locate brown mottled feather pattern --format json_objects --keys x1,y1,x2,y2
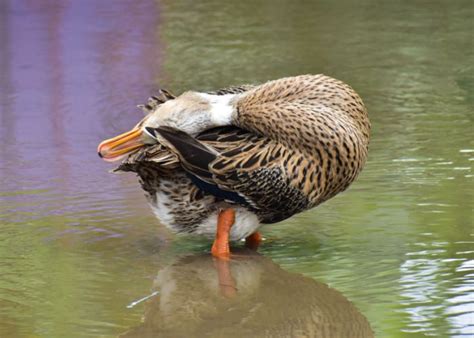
[
  {"x1": 117, "y1": 75, "x2": 370, "y2": 231},
  {"x1": 232, "y1": 75, "x2": 370, "y2": 208}
]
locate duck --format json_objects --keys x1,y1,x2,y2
[{"x1": 97, "y1": 74, "x2": 370, "y2": 258}]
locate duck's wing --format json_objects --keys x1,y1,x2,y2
[
  {"x1": 148, "y1": 126, "x2": 310, "y2": 223},
  {"x1": 117, "y1": 85, "x2": 257, "y2": 170}
]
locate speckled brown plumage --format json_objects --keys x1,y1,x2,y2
[
  {"x1": 116, "y1": 74, "x2": 370, "y2": 234},
  {"x1": 232, "y1": 75, "x2": 370, "y2": 208}
]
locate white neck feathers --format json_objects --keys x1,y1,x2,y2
[{"x1": 199, "y1": 93, "x2": 236, "y2": 127}]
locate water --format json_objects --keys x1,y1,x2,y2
[{"x1": 0, "y1": 0, "x2": 472, "y2": 337}]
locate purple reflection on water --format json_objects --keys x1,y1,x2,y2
[{"x1": 0, "y1": 0, "x2": 162, "y2": 222}]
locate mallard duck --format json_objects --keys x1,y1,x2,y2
[{"x1": 98, "y1": 75, "x2": 370, "y2": 258}]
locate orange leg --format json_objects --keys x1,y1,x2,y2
[
  {"x1": 245, "y1": 231, "x2": 262, "y2": 250},
  {"x1": 211, "y1": 208, "x2": 235, "y2": 258}
]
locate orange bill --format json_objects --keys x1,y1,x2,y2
[{"x1": 97, "y1": 128, "x2": 144, "y2": 162}]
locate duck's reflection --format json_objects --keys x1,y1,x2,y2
[{"x1": 121, "y1": 250, "x2": 373, "y2": 338}]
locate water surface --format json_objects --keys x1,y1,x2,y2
[{"x1": 0, "y1": 0, "x2": 473, "y2": 337}]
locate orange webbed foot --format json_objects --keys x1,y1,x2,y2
[{"x1": 245, "y1": 231, "x2": 262, "y2": 250}]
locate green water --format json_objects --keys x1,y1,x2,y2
[{"x1": 0, "y1": 0, "x2": 473, "y2": 337}]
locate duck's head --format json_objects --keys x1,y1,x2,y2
[{"x1": 97, "y1": 91, "x2": 236, "y2": 162}]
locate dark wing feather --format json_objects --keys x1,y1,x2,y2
[
  {"x1": 147, "y1": 126, "x2": 217, "y2": 182},
  {"x1": 210, "y1": 140, "x2": 311, "y2": 222},
  {"x1": 150, "y1": 126, "x2": 249, "y2": 205},
  {"x1": 146, "y1": 126, "x2": 310, "y2": 223}
]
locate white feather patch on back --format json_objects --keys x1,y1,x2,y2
[{"x1": 198, "y1": 93, "x2": 236, "y2": 126}]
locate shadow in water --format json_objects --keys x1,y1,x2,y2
[{"x1": 121, "y1": 250, "x2": 373, "y2": 338}]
